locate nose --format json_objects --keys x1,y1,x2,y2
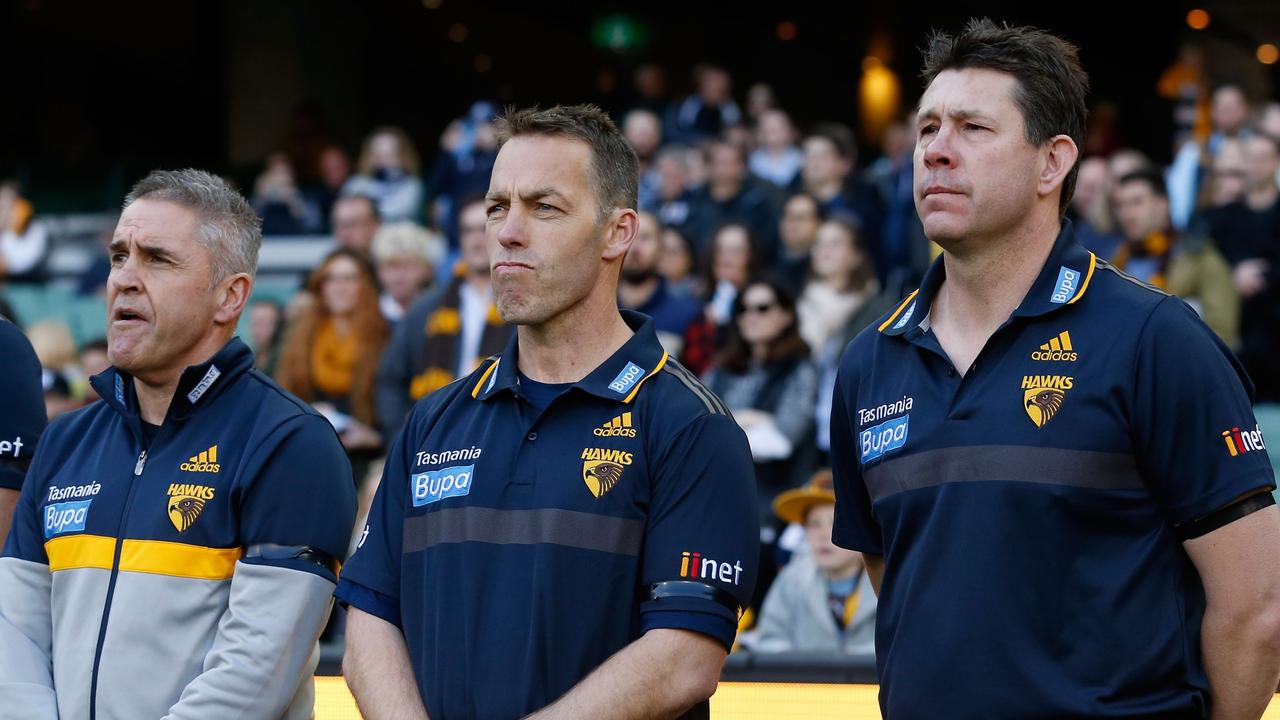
[
  {"x1": 109, "y1": 254, "x2": 141, "y2": 296},
  {"x1": 495, "y1": 206, "x2": 528, "y2": 251},
  {"x1": 921, "y1": 125, "x2": 956, "y2": 170}
]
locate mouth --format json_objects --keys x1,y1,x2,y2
[
  {"x1": 923, "y1": 185, "x2": 963, "y2": 197},
  {"x1": 111, "y1": 308, "x2": 147, "y2": 324},
  {"x1": 492, "y1": 261, "x2": 533, "y2": 275}
]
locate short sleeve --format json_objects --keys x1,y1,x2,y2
[
  {"x1": 0, "y1": 321, "x2": 46, "y2": 492},
  {"x1": 334, "y1": 409, "x2": 415, "y2": 607},
  {"x1": 638, "y1": 414, "x2": 759, "y2": 651},
  {"x1": 237, "y1": 415, "x2": 357, "y2": 583},
  {"x1": 1132, "y1": 297, "x2": 1276, "y2": 525},
  {"x1": 830, "y1": 347, "x2": 883, "y2": 554}
]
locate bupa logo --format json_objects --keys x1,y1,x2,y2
[
  {"x1": 44, "y1": 500, "x2": 92, "y2": 538},
  {"x1": 1050, "y1": 266, "x2": 1081, "y2": 304},
  {"x1": 860, "y1": 414, "x2": 910, "y2": 464},
  {"x1": 608, "y1": 362, "x2": 645, "y2": 395},
  {"x1": 412, "y1": 464, "x2": 475, "y2": 507}
]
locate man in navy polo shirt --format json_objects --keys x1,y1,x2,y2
[
  {"x1": 337, "y1": 104, "x2": 758, "y2": 719},
  {"x1": 831, "y1": 18, "x2": 1280, "y2": 719}
]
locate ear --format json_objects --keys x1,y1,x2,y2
[
  {"x1": 1038, "y1": 135, "x2": 1080, "y2": 202},
  {"x1": 601, "y1": 208, "x2": 639, "y2": 263},
  {"x1": 213, "y1": 273, "x2": 253, "y2": 326}
]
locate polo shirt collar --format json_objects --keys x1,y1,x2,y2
[
  {"x1": 475, "y1": 309, "x2": 669, "y2": 404},
  {"x1": 91, "y1": 336, "x2": 255, "y2": 424},
  {"x1": 879, "y1": 219, "x2": 1098, "y2": 338}
]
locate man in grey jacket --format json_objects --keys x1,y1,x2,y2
[{"x1": 0, "y1": 169, "x2": 356, "y2": 720}]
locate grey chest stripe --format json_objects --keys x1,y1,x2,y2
[
  {"x1": 403, "y1": 507, "x2": 645, "y2": 556},
  {"x1": 862, "y1": 445, "x2": 1144, "y2": 503}
]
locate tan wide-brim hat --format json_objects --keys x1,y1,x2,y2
[{"x1": 772, "y1": 469, "x2": 836, "y2": 525}]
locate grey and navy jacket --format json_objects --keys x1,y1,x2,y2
[{"x1": 0, "y1": 337, "x2": 357, "y2": 720}]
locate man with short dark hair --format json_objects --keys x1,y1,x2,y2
[
  {"x1": 331, "y1": 193, "x2": 381, "y2": 253},
  {"x1": 831, "y1": 19, "x2": 1280, "y2": 718},
  {"x1": 339, "y1": 105, "x2": 758, "y2": 719},
  {"x1": 0, "y1": 169, "x2": 356, "y2": 719}
]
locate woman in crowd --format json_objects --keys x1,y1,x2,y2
[
  {"x1": 702, "y1": 221, "x2": 758, "y2": 330},
  {"x1": 342, "y1": 126, "x2": 425, "y2": 223},
  {"x1": 277, "y1": 248, "x2": 390, "y2": 462}
]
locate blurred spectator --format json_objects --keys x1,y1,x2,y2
[
  {"x1": 685, "y1": 140, "x2": 777, "y2": 256},
  {"x1": 863, "y1": 119, "x2": 926, "y2": 290},
  {"x1": 651, "y1": 145, "x2": 696, "y2": 228},
  {"x1": 798, "y1": 217, "x2": 878, "y2": 358},
  {"x1": 252, "y1": 152, "x2": 320, "y2": 235},
  {"x1": 1259, "y1": 102, "x2": 1280, "y2": 145},
  {"x1": 1202, "y1": 139, "x2": 1248, "y2": 210},
  {"x1": 426, "y1": 102, "x2": 498, "y2": 242},
  {"x1": 703, "y1": 222, "x2": 758, "y2": 329},
  {"x1": 0, "y1": 181, "x2": 49, "y2": 283},
  {"x1": 750, "y1": 109, "x2": 804, "y2": 189},
  {"x1": 247, "y1": 300, "x2": 285, "y2": 376},
  {"x1": 750, "y1": 470, "x2": 877, "y2": 656},
  {"x1": 1157, "y1": 44, "x2": 1210, "y2": 152},
  {"x1": 41, "y1": 368, "x2": 76, "y2": 421},
  {"x1": 658, "y1": 226, "x2": 701, "y2": 300},
  {"x1": 371, "y1": 222, "x2": 445, "y2": 323},
  {"x1": 277, "y1": 249, "x2": 390, "y2": 456},
  {"x1": 1068, "y1": 157, "x2": 1122, "y2": 257},
  {"x1": 798, "y1": 125, "x2": 884, "y2": 271},
  {"x1": 331, "y1": 194, "x2": 381, "y2": 253},
  {"x1": 26, "y1": 320, "x2": 80, "y2": 418},
  {"x1": 310, "y1": 144, "x2": 354, "y2": 233},
  {"x1": 746, "y1": 83, "x2": 778, "y2": 124},
  {"x1": 666, "y1": 65, "x2": 742, "y2": 143},
  {"x1": 776, "y1": 193, "x2": 823, "y2": 292},
  {"x1": 703, "y1": 277, "x2": 817, "y2": 501},
  {"x1": 376, "y1": 196, "x2": 511, "y2": 437},
  {"x1": 624, "y1": 109, "x2": 664, "y2": 211},
  {"x1": 1112, "y1": 169, "x2": 1238, "y2": 346},
  {"x1": 1167, "y1": 84, "x2": 1252, "y2": 229},
  {"x1": 343, "y1": 126, "x2": 425, "y2": 224},
  {"x1": 76, "y1": 219, "x2": 117, "y2": 297},
  {"x1": 626, "y1": 63, "x2": 668, "y2": 117},
  {"x1": 1107, "y1": 148, "x2": 1151, "y2": 183},
  {"x1": 619, "y1": 211, "x2": 707, "y2": 362},
  {"x1": 1206, "y1": 132, "x2": 1280, "y2": 401},
  {"x1": 79, "y1": 338, "x2": 110, "y2": 402}
]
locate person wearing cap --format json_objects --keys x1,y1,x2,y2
[
  {"x1": 0, "y1": 169, "x2": 356, "y2": 719},
  {"x1": 337, "y1": 104, "x2": 758, "y2": 720},
  {"x1": 0, "y1": 318, "x2": 46, "y2": 542},
  {"x1": 751, "y1": 470, "x2": 876, "y2": 656}
]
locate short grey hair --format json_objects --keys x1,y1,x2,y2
[{"x1": 123, "y1": 169, "x2": 262, "y2": 282}]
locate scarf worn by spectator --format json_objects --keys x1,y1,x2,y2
[{"x1": 410, "y1": 277, "x2": 509, "y2": 400}]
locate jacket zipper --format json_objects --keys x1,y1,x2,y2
[{"x1": 88, "y1": 448, "x2": 147, "y2": 720}]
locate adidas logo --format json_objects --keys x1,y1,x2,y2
[
  {"x1": 593, "y1": 412, "x2": 637, "y2": 438},
  {"x1": 179, "y1": 445, "x2": 221, "y2": 473},
  {"x1": 1030, "y1": 331, "x2": 1078, "y2": 362}
]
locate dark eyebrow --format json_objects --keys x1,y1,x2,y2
[
  {"x1": 107, "y1": 238, "x2": 178, "y2": 262},
  {"x1": 918, "y1": 108, "x2": 992, "y2": 125},
  {"x1": 520, "y1": 187, "x2": 569, "y2": 204}
]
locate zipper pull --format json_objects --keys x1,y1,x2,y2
[{"x1": 134, "y1": 450, "x2": 148, "y2": 476}]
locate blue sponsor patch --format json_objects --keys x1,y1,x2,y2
[
  {"x1": 411, "y1": 464, "x2": 475, "y2": 507},
  {"x1": 115, "y1": 375, "x2": 125, "y2": 404},
  {"x1": 607, "y1": 361, "x2": 645, "y2": 395},
  {"x1": 44, "y1": 500, "x2": 93, "y2": 538},
  {"x1": 1050, "y1": 266, "x2": 1081, "y2": 304},
  {"x1": 892, "y1": 301, "x2": 917, "y2": 330},
  {"x1": 859, "y1": 415, "x2": 910, "y2": 464}
]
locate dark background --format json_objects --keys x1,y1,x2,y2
[{"x1": 1, "y1": 0, "x2": 1276, "y2": 211}]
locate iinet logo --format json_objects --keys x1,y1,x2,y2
[
  {"x1": 1222, "y1": 424, "x2": 1267, "y2": 458},
  {"x1": 679, "y1": 551, "x2": 744, "y2": 585}
]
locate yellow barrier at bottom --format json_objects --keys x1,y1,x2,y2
[{"x1": 315, "y1": 676, "x2": 1280, "y2": 718}]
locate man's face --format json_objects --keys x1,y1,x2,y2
[
  {"x1": 758, "y1": 111, "x2": 793, "y2": 150},
  {"x1": 622, "y1": 212, "x2": 662, "y2": 281},
  {"x1": 624, "y1": 112, "x2": 662, "y2": 160},
  {"x1": 458, "y1": 202, "x2": 491, "y2": 276},
  {"x1": 913, "y1": 68, "x2": 1045, "y2": 248},
  {"x1": 1243, "y1": 136, "x2": 1280, "y2": 192},
  {"x1": 332, "y1": 198, "x2": 379, "y2": 252},
  {"x1": 1112, "y1": 181, "x2": 1169, "y2": 241},
  {"x1": 107, "y1": 200, "x2": 222, "y2": 380},
  {"x1": 709, "y1": 144, "x2": 746, "y2": 187},
  {"x1": 780, "y1": 195, "x2": 820, "y2": 254},
  {"x1": 802, "y1": 137, "x2": 846, "y2": 187},
  {"x1": 486, "y1": 135, "x2": 614, "y2": 326},
  {"x1": 657, "y1": 155, "x2": 688, "y2": 200},
  {"x1": 1212, "y1": 87, "x2": 1249, "y2": 135}
]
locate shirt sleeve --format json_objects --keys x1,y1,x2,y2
[
  {"x1": 0, "y1": 321, "x2": 46, "y2": 492},
  {"x1": 334, "y1": 405, "x2": 415, "y2": 607},
  {"x1": 1132, "y1": 296, "x2": 1276, "y2": 525},
  {"x1": 638, "y1": 413, "x2": 759, "y2": 651},
  {"x1": 236, "y1": 414, "x2": 357, "y2": 583},
  {"x1": 830, "y1": 347, "x2": 883, "y2": 554}
]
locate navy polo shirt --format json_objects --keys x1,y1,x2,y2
[
  {"x1": 336, "y1": 310, "x2": 758, "y2": 719},
  {"x1": 831, "y1": 221, "x2": 1275, "y2": 718},
  {"x1": 0, "y1": 320, "x2": 45, "y2": 491}
]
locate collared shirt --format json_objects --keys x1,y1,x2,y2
[
  {"x1": 336, "y1": 311, "x2": 758, "y2": 719},
  {"x1": 831, "y1": 220, "x2": 1275, "y2": 719}
]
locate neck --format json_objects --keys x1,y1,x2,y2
[
  {"x1": 516, "y1": 290, "x2": 635, "y2": 384},
  {"x1": 130, "y1": 331, "x2": 231, "y2": 425},
  {"x1": 617, "y1": 275, "x2": 660, "y2": 309},
  {"x1": 935, "y1": 212, "x2": 1060, "y2": 337},
  {"x1": 749, "y1": 343, "x2": 770, "y2": 363},
  {"x1": 331, "y1": 315, "x2": 352, "y2": 334},
  {"x1": 1246, "y1": 183, "x2": 1279, "y2": 211}
]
